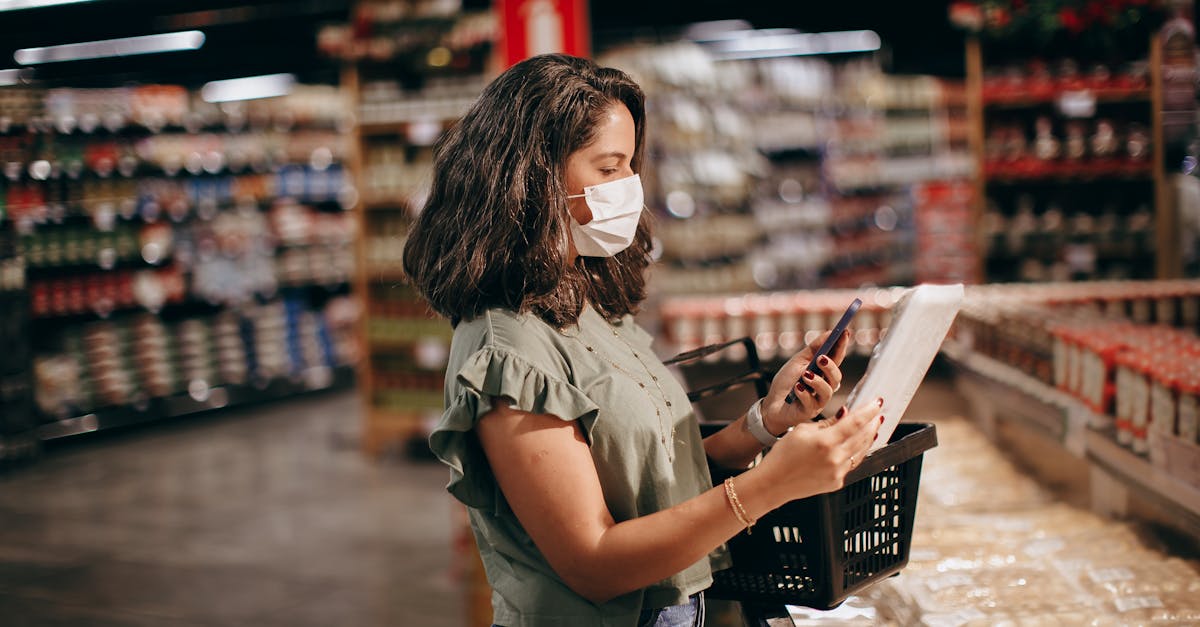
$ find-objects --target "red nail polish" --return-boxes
[878,415,885,424]
[818,356,829,366]
[835,407,846,419]
[876,397,884,407]
[803,371,815,380]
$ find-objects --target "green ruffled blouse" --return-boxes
[430,305,729,627]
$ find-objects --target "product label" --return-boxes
[1053,338,1067,387]
[1151,381,1177,435]
[1114,596,1164,613]
[1179,394,1199,443]
[1087,567,1136,584]
[1067,343,1080,394]
[1132,374,1150,427]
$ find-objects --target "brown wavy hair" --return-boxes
[402,54,651,328]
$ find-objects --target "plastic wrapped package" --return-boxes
[912,564,1097,616]
[1054,557,1200,618]
[1095,590,1200,625]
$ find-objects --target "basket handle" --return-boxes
[665,337,771,403]
[663,336,761,371]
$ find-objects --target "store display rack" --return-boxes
[945,341,1200,540]
[1,80,360,441]
[943,280,1200,541]
[0,217,37,464]
[964,30,1184,283]
[327,1,495,456]
[36,363,355,441]
[601,40,976,297]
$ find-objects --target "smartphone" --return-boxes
[784,297,861,405]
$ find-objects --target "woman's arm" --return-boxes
[475,390,882,605]
[704,330,851,469]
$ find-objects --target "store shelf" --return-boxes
[983,88,1151,108]
[983,162,1154,183]
[357,119,457,139]
[945,339,1200,540]
[964,35,1176,282]
[942,341,1088,453]
[361,200,413,212]
[363,268,408,283]
[36,365,355,441]
[1085,428,1200,536]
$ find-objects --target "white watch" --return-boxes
[746,398,781,447]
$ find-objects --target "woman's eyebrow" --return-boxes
[590,151,627,162]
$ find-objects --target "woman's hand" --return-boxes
[759,329,851,436]
[753,398,885,502]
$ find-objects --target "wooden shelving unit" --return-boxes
[339,6,493,458]
[965,34,1181,284]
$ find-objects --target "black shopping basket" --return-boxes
[664,337,938,619]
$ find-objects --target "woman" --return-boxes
[402,54,883,627]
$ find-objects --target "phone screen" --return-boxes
[784,297,862,405]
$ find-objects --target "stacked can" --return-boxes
[284,297,331,374]
[82,322,135,408]
[174,318,217,394]
[129,313,177,399]
[251,301,290,382]
[212,311,248,386]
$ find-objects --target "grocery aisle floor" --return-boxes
[0,372,974,627]
[7,369,1193,626]
[0,389,463,627]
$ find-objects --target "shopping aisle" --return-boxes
[0,390,462,627]
[4,370,1200,627]
[859,394,1200,625]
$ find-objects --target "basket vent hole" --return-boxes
[772,525,804,544]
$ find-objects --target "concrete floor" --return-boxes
[0,370,986,627]
[0,390,463,627]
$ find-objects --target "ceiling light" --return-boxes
[201,73,296,103]
[14,30,205,65]
[0,0,95,11]
[682,20,754,41]
[0,68,27,86]
[708,30,881,60]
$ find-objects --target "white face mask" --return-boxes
[566,173,644,257]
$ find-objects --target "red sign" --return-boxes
[495,0,590,68]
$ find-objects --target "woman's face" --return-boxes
[563,102,636,256]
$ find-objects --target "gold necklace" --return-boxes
[567,315,678,463]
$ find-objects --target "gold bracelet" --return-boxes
[723,477,755,534]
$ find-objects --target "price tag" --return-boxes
[1058,90,1097,118]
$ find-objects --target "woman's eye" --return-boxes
[600,168,619,175]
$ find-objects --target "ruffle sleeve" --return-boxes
[430,346,600,512]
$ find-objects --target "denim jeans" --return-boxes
[638,592,704,627]
[491,592,705,627]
